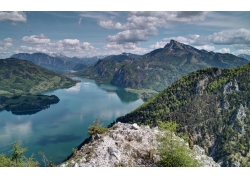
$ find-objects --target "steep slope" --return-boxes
[117,63,250,166]
[0,58,77,96]
[77,40,248,92]
[60,122,219,167]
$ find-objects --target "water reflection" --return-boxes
[97,84,140,103]
[0,77,144,165]
[65,83,81,93]
[35,134,82,146]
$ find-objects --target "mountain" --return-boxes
[116,62,250,166]
[10,53,99,72]
[0,58,77,96]
[77,40,249,92]
[238,54,250,61]
[101,52,141,62]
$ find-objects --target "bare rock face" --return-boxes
[193,145,220,167]
[60,122,219,167]
[223,79,239,94]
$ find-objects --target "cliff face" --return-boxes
[60,122,219,167]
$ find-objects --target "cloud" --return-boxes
[58,39,80,46]
[4,38,13,42]
[215,48,231,53]
[81,42,94,50]
[16,36,97,58]
[104,42,148,55]
[99,11,208,44]
[22,34,50,44]
[150,28,250,50]
[206,28,250,45]
[194,45,215,52]
[78,17,82,25]
[0,11,27,22]
[0,38,14,57]
[107,27,158,44]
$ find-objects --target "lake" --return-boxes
[0,77,143,165]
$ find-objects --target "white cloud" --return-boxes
[22,34,50,44]
[81,42,94,50]
[99,11,208,44]
[215,48,231,53]
[194,45,215,52]
[207,28,250,45]
[107,27,158,44]
[78,17,82,25]
[0,38,14,57]
[104,42,148,55]
[150,28,250,52]
[98,20,115,29]
[0,11,27,22]
[58,39,80,46]
[16,36,97,58]
[4,38,13,42]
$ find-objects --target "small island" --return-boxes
[0,94,60,115]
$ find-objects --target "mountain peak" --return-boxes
[163,40,200,54]
[164,39,186,49]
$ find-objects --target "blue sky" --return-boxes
[1,10,250,58]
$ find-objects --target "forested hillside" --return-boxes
[117,62,250,166]
[0,58,77,97]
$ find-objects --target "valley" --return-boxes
[1,40,250,167]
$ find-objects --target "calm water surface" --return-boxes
[0,78,143,165]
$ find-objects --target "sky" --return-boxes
[1,2,250,59]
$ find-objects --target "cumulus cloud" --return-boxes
[194,45,215,52]
[107,27,158,44]
[81,42,94,50]
[104,42,148,55]
[0,11,27,22]
[206,28,250,45]
[150,28,250,52]
[4,38,13,42]
[215,48,231,53]
[99,11,208,44]
[16,36,97,57]
[0,38,14,57]
[58,39,80,46]
[22,34,50,44]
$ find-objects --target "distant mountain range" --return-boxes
[10,52,141,72]
[10,53,102,72]
[77,40,249,91]
[238,54,250,61]
[101,52,141,62]
[117,62,250,166]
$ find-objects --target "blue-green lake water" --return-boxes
[0,78,143,165]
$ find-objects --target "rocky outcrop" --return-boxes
[60,122,219,167]
[194,76,209,95]
[223,79,239,94]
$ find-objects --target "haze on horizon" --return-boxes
[1,11,250,59]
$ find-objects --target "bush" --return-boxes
[157,121,200,167]
[0,141,39,167]
[88,119,108,136]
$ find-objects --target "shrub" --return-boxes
[87,119,108,136]
[157,121,200,167]
[0,141,39,167]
